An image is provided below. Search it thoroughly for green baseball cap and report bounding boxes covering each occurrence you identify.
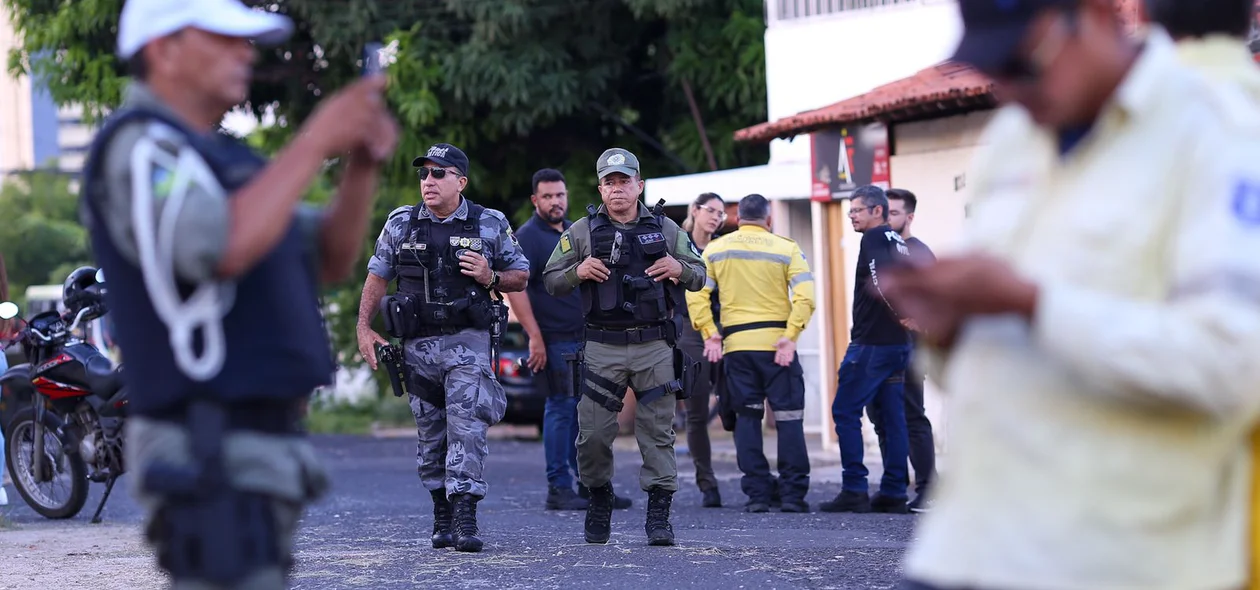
[596,148,640,179]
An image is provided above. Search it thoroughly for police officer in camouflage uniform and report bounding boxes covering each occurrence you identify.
[357,143,528,553]
[81,0,397,587]
[543,148,706,546]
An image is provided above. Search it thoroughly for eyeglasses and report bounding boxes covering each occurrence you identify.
[849,206,869,216]
[697,203,727,220]
[417,167,462,181]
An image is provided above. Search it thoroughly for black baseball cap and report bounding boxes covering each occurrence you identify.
[411,143,469,176]
[951,0,1073,73]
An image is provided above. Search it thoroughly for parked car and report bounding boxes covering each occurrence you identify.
[497,321,545,429]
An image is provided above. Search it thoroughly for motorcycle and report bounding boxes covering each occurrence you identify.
[0,266,128,523]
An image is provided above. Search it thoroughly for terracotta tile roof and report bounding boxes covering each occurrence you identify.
[734,61,996,144]
[734,0,1148,145]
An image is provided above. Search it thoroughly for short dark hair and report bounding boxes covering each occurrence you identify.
[852,185,889,221]
[531,168,566,194]
[737,193,770,221]
[127,53,149,81]
[886,188,918,214]
[1145,0,1255,38]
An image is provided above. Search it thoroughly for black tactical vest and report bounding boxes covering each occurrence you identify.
[80,107,335,417]
[392,201,496,330]
[581,205,679,329]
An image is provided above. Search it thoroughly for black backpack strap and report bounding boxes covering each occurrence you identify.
[465,202,485,232]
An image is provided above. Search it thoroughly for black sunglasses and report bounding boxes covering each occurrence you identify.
[417,167,462,181]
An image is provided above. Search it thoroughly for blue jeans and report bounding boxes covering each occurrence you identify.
[537,341,581,489]
[832,342,911,499]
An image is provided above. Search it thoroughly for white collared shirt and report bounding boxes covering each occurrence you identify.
[905,28,1260,590]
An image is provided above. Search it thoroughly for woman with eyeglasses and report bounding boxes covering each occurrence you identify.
[675,193,727,508]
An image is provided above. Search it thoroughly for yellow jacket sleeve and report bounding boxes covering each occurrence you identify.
[784,244,815,341]
[686,249,718,339]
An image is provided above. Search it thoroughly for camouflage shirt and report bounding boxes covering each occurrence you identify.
[367,197,530,281]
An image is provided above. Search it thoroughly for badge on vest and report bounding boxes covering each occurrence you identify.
[402,242,427,251]
[450,236,483,251]
[559,234,572,254]
[638,232,665,245]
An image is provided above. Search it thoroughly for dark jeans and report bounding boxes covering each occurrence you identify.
[725,351,810,504]
[537,341,581,490]
[832,342,911,499]
[868,353,936,495]
[677,324,718,492]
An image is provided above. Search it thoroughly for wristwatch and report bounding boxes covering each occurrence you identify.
[487,271,501,290]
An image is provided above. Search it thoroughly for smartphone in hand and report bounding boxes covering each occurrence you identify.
[362,42,383,77]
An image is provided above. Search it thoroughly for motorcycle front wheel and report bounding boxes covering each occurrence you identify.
[4,407,89,519]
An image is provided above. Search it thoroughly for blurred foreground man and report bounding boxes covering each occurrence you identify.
[689,194,816,513]
[1146,2,1260,588]
[82,0,397,587]
[886,1,1260,589]
[543,148,706,546]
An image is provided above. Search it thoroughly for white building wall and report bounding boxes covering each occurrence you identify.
[763,0,963,167]
[0,7,35,176]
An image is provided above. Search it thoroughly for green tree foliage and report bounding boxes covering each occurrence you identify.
[3,0,769,378]
[0,170,92,301]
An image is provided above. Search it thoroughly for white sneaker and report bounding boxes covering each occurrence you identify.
[0,486,8,506]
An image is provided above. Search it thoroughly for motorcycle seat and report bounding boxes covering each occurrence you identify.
[85,354,123,399]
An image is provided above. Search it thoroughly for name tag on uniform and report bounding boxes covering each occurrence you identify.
[638,232,665,245]
[402,243,427,251]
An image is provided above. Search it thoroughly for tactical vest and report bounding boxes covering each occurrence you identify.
[80,107,335,417]
[581,205,679,329]
[391,201,496,332]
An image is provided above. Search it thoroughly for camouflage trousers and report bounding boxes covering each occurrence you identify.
[404,328,507,499]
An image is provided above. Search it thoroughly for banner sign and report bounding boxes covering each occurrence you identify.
[810,123,890,202]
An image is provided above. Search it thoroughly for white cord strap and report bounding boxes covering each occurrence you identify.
[128,123,236,382]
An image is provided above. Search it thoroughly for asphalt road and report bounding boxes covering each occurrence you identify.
[1,432,917,590]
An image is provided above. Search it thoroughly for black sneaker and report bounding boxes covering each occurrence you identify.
[580,483,633,509]
[908,495,933,513]
[779,500,809,513]
[546,486,589,511]
[701,488,722,508]
[819,491,871,513]
[871,494,909,514]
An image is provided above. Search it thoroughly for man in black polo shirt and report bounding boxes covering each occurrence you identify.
[821,184,915,515]
[508,168,630,511]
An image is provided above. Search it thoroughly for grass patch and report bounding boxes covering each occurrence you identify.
[304,394,414,435]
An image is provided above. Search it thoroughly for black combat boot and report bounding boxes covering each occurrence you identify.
[451,493,484,553]
[430,490,454,549]
[644,488,676,546]
[584,483,615,544]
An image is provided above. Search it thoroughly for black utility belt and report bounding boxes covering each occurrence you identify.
[146,398,304,435]
[721,321,787,338]
[585,324,669,345]
[381,292,495,339]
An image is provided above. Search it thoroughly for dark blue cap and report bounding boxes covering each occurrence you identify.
[412,143,469,176]
[951,0,1073,72]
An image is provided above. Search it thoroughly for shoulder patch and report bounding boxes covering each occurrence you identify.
[559,233,573,253]
[1232,179,1260,227]
[688,238,701,257]
[388,205,413,220]
[506,225,520,247]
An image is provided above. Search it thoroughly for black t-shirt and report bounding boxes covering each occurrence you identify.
[906,236,936,266]
[851,224,913,346]
[516,214,584,338]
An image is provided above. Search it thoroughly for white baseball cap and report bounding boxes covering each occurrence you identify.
[117,0,294,60]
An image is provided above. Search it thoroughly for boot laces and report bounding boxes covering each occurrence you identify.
[455,498,479,536]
